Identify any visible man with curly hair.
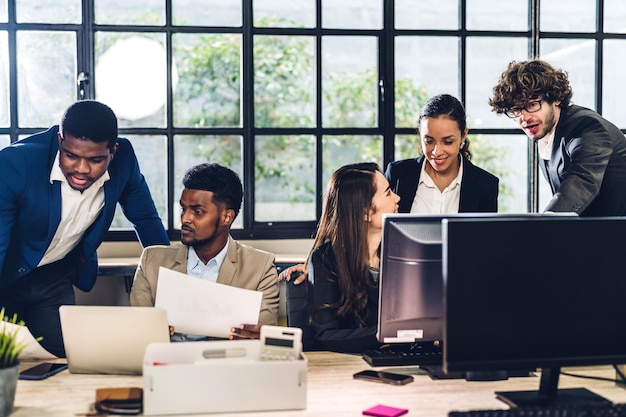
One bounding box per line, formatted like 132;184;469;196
489;59;626;216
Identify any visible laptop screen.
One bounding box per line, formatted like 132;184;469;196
60;305;170;375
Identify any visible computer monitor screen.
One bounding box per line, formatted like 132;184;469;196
377;214;447;344
443;216;626;407
377;213;563;345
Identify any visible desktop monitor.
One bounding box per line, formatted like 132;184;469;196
376;213;558;345
377;214;447;344
443;216;626;407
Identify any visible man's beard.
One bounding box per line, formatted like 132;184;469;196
181;217;221;247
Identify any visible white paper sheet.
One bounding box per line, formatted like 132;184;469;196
0;321;57;360
154;267;262;338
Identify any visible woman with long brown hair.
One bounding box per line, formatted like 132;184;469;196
308;162;399;353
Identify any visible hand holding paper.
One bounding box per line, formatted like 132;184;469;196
154;267;262;338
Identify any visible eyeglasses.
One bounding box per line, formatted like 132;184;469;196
504;97;546;118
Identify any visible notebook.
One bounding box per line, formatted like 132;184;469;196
59;305;170;375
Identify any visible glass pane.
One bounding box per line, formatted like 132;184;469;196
0;0;7;22
0;31;8;127
541;0;596;33
322;36;378;128
17;31;76;127
111;135;168;230
254;0;315;28
603;40;626;128
471;134;528;214
255;35;315;128
95;33;167;128
95;0;164;25
16;0;80;24
540;39;596;111
466;37;528;129
395;36;458;128
604;0;626;33
322;135;382;191
394;134;420;162
0;135;9;150
322;0;382;30
172;0;241;27
467;0;527;31
173;135;243;229
173;33;241;128
255;135;316;222
395;0;458;30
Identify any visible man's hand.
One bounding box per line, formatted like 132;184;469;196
229;324;261;340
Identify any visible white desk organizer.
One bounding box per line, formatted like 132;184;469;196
142;339;307;415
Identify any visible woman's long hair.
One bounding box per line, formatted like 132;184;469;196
309;162;379;325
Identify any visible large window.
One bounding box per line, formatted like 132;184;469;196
1;0;624;240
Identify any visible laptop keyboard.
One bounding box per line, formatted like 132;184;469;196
361;342;443;367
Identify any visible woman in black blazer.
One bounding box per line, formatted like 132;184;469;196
385;94;499;213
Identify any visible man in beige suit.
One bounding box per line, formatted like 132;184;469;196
130;163;279;339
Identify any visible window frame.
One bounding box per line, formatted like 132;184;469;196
1;0;623;241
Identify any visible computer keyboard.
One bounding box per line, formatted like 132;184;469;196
449;402;626;417
361;342;443;367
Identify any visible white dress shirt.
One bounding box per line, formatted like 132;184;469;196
410;157;463;214
186;239;229;283
39;152;108;267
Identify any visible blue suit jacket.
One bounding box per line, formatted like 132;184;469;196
385;155;499;213
0;126;169;291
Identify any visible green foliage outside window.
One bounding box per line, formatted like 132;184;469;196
172;17;512;213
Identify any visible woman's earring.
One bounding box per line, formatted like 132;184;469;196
461;142;466;148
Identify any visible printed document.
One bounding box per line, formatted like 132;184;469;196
155;267;262;338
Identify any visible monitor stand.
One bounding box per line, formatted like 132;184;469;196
495;367;611;408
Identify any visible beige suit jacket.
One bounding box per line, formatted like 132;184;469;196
129;237;279;326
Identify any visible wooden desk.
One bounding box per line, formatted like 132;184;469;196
12;353;626;416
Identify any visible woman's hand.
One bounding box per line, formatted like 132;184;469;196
278;264;308;285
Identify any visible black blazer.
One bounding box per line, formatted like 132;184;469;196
384;155;499;213
309;242;381;354
540;105;626;216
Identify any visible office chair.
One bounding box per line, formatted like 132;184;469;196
284;276;316;351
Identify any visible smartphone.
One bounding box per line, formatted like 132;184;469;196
353;370;414;386
19;362;68;380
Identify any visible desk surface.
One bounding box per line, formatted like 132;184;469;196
13;353;626;417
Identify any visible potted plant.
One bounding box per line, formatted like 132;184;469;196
0;308;31;417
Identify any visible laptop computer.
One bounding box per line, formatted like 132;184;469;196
59;305;170;375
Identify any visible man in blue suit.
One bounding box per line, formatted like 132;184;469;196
0;100;169;357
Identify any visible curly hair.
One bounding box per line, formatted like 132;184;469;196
489;60;573;114
182;163;243;218
61;100;118;149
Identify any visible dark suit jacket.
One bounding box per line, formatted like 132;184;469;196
0;126;169;291
384;155;499;213
129;238;280;327
540;105;626;216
